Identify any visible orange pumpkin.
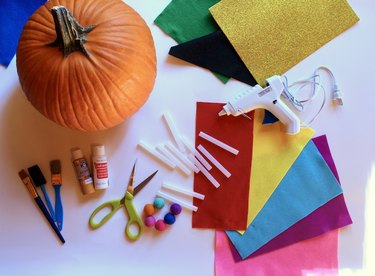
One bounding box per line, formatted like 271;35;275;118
16;0;156;131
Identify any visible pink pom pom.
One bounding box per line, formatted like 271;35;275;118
155;219;166;231
144;216;156;227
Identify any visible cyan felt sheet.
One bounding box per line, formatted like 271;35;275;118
0;0;45;67
243;110;314;231
226;140;343;259
216;230;339;276
232;135;352;259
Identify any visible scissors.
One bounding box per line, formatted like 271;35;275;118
89;160;157;241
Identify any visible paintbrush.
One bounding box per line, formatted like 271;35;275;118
50;160;63;231
28;165;56;221
18;170;65;244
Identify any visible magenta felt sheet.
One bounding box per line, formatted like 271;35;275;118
236;135;352;259
216;230;339;276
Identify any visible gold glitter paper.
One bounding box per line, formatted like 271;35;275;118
210;0;359;85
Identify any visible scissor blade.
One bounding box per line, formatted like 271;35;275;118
127;160;137;193
133;170;158;196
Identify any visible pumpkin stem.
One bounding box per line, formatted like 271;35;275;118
48;6;95;57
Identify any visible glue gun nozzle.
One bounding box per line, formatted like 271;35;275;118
218;109;227;116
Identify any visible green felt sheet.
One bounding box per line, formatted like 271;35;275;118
154;0;229;83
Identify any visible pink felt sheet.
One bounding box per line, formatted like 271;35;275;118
215;230;338;276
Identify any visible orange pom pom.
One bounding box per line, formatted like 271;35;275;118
143;204;155;216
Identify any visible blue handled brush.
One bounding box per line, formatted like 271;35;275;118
28;165;56;222
50;160;63;231
18;170;65;244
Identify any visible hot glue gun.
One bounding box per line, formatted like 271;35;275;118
218;75;300;135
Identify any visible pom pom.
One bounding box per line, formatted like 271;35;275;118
153;197;165;209
143;204;155;216
164;213;176;225
170;203;182;215
155;219;166;231
144;216;156;227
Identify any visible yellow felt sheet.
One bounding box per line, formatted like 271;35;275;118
210;0;359;85
238;110;314;234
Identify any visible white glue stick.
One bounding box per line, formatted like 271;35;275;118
162;111;185;152
138;140;176;169
188;154;220;188
199;131;239;155
157;190;198;212
162;182;205;200
197;145;231;178
164;141;199;173
156;144;191;176
180;135;212;170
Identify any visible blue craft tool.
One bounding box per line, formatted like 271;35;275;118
18;170;65;244
50;160;63;231
28;165;56;221
89;160;157;241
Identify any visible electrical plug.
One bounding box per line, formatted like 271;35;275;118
332;84;343;105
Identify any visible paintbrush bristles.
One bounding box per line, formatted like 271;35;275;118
27;165;46;187
18;169;28;180
50;160;62;185
18;169;38;198
50;160;61;174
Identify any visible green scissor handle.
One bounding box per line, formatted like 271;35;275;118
124;191;143;241
89;199;122;229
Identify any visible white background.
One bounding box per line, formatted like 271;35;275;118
0;0;374;275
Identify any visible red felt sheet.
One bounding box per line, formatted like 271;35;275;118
192;102;253;230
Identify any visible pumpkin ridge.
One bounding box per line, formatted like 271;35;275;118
90;35;156;111
87;57;129;121
77;0;114;22
91;57;140;116
29;7;53;27
75;58;114;129
108;71;149;116
18;54;46;107
45;57;64;125
40;57;58;118
66;59;88;130
50;58;80;129
59;60;84;130
89;49;154;112
50;59;65;126
90;36;155;76
25;20;54;37
71;58;106;130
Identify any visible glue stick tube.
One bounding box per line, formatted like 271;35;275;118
71;148;95;195
92;144;109;190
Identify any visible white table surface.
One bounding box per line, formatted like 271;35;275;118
1;1;374;275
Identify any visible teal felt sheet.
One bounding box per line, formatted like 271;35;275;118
226;140;343;259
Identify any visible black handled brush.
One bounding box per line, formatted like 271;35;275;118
28;165;56;222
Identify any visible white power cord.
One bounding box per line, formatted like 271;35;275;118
281;66;343;126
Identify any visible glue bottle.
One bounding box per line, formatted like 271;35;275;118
71;148;95;195
92;144;109;190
